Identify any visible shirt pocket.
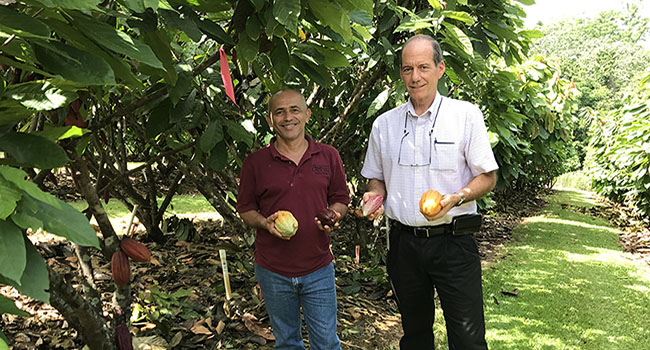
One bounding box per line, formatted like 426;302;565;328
431;140;458;171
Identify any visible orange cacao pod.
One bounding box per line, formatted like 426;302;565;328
116;323;133;350
111;251;130;286
120;237;151;262
419;190;442;217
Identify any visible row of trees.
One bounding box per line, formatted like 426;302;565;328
530;3;650;217
0;0;579;348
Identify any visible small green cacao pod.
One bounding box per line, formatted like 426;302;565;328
275;210;298;237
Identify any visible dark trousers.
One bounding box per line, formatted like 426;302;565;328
387;223;488;350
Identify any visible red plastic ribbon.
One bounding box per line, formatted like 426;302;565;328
219;46;238;107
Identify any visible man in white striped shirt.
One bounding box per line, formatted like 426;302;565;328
361;34;497;349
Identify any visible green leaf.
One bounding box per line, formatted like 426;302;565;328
143;30;178;86
5;81;77;111
169;68;193;106
30;0;101;9
349;10;372;26
0;132;69;169
367;89;389;118
315;46;350;68
118;0;159;12
441;10;474;25
443;23;473;57
224;120;253;147
71;13;164;69
33;42;116;85
273;0;300;34
0;220;26;283
159;9;203;42
42;18;143;89
11;192;99;248
190;12;233;45
248;0;264;11
427;0;442;10
0;295;29;317
292;54;332;88
145;99;172;138
308;0;352;42
0;237;49;303
270;37;290;78
0;101;34;127
394;18;436;32
335;0;373;15
35;125;88;141
0;176;21;220
1;329;9;350
0;6;51;40
237;32;259;62
199;119;224;152
0;166;61;209
515;0;535;5
208;142;228;170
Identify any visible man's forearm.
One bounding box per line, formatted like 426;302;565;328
240;210;267;230
458;170;497;202
367;179;387;198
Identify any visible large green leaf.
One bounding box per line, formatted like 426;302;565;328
270;37;290;78
0;132;69;169
307;0;352;42
0;237;49;303
273;0;300;34
43;18;143;89
35;125;88;141
208;142;228;170
0;220;26;283
0;101;35;127
143;30;178;86
394;18;436;32
0;6;50;39
31;0;102;9
0;176;22;220
33;42;116;85
199;119;223;152
224;120;253;148
1;329;9;350
159;9;203;42
5;81;76;111
335;0;373;16
145;99;172;138
0;166;61;209
292;54;332;88
0;295;29;317
367;89;389;118
237;32;259;62
119;0;159;12
441;10;474;25
71;13;163;69
11;193;99;248
443;23;473;57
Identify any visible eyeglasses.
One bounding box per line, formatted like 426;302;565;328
397;98;444;167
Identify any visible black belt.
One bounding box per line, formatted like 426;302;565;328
391;213;482;238
392;221;454;238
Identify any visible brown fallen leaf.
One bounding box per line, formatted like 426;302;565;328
242;313;275;341
190;320;212;335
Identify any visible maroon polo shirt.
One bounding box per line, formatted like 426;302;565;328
236;135;350;277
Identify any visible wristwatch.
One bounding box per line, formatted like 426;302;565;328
455;192;466;207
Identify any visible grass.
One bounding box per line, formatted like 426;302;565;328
440;189;650;350
554;170;593;191
68;194;215;219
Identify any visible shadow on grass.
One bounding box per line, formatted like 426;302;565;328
477;191;650;350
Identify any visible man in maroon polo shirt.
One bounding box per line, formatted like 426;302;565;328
236;89;349;350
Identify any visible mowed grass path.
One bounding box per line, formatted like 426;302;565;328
473;190;650;350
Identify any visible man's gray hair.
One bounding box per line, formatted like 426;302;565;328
267;89;307;113
402;34;443;65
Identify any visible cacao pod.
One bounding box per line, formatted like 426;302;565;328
116;323;133;350
419;190;442;217
362;194;383;217
111;251;130;286
317;208;337;227
120;237;151;262
275;210;298;237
